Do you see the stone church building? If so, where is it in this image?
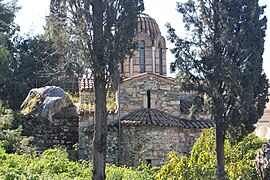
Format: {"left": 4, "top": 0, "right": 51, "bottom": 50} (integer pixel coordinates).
{"left": 78, "top": 13, "right": 214, "bottom": 166}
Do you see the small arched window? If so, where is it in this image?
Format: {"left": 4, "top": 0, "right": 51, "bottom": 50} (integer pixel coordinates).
{"left": 120, "top": 61, "right": 124, "bottom": 74}
{"left": 159, "top": 42, "right": 163, "bottom": 75}
{"left": 147, "top": 90, "right": 151, "bottom": 108}
{"left": 139, "top": 40, "right": 145, "bottom": 72}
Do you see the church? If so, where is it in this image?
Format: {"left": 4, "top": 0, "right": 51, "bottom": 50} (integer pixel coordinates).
{"left": 78, "top": 13, "right": 214, "bottom": 166}
{"left": 19, "top": 13, "right": 268, "bottom": 167}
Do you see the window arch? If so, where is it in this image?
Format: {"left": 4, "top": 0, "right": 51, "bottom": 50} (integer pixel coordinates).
{"left": 139, "top": 40, "right": 145, "bottom": 72}
{"left": 159, "top": 42, "right": 163, "bottom": 75}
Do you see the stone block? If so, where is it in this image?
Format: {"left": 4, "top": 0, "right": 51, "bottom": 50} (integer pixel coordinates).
{"left": 171, "top": 101, "right": 180, "bottom": 105}
{"left": 160, "top": 85, "right": 171, "bottom": 91}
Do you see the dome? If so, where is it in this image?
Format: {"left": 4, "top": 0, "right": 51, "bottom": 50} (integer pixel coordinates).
{"left": 136, "top": 13, "right": 161, "bottom": 38}
{"left": 120, "top": 13, "right": 167, "bottom": 78}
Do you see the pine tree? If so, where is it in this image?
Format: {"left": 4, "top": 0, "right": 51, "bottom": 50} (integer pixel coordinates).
{"left": 167, "top": 0, "right": 269, "bottom": 179}
{"left": 46, "top": 0, "right": 144, "bottom": 179}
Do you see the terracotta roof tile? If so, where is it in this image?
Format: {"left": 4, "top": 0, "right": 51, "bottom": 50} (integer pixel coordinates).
{"left": 120, "top": 108, "right": 214, "bottom": 129}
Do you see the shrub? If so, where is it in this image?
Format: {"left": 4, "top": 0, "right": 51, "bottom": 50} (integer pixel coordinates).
{"left": 0, "top": 100, "right": 32, "bottom": 154}
{"left": 0, "top": 145, "right": 155, "bottom": 179}
{"left": 156, "top": 128, "right": 264, "bottom": 180}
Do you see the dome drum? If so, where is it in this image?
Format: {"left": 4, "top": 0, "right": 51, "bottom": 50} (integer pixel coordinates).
{"left": 121, "top": 13, "right": 167, "bottom": 78}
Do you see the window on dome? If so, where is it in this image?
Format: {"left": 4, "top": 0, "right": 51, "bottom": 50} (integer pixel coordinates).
{"left": 139, "top": 40, "right": 145, "bottom": 72}
{"left": 159, "top": 42, "right": 163, "bottom": 75}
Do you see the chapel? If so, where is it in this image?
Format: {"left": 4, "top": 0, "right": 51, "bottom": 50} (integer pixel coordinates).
{"left": 78, "top": 13, "right": 213, "bottom": 166}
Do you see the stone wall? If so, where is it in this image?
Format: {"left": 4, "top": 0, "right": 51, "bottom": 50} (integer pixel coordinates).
{"left": 23, "top": 108, "right": 78, "bottom": 153}
{"left": 21, "top": 86, "right": 79, "bottom": 157}
{"left": 78, "top": 113, "right": 119, "bottom": 160}
{"left": 121, "top": 125, "right": 201, "bottom": 166}
{"left": 120, "top": 74, "right": 183, "bottom": 117}
{"left": 78, "top": 122, "right": 201, "bottom": 166}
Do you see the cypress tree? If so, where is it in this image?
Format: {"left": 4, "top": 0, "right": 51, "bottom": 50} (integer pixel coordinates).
{"left": 46, "top": 0, "right": 144, "bottom": 179}
{"left": 167, "top": 0, "right": 269, "bottom": 179}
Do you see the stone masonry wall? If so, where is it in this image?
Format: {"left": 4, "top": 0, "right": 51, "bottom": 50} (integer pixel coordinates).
{"left": 79, "top": 122, "right": 202, "bottom": 166}
{"left": 21, "top": 86, "right": 79, "bottom": 157}
{"left": 23, "top": 115, "right": 78, "bottom": 152}
{"left": 120, "top": 75, "right": 182, "bottom": 117}
{"left": 78, "top": 113, "right": 119, "bottom": 160}
{"left": 121, "top": 125, "right": 201, "bottom": 166}
{"left": 79, "top": 123, "right": 119, "bottom": 164}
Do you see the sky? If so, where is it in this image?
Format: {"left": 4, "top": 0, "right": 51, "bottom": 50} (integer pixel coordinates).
{"left": 14, "top": 0, "right": 270, "bottom": 78}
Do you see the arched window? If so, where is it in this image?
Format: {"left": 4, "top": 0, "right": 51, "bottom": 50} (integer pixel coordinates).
{"left": 120, "top": 61, "right": 124, "bottom": 74}
{"left": 139, "top": 40, "right": 145, "bottom": 72}
{"left": 159, "top": 43, "right": 163, "bottom": 75}
{"left": 147, "top": 90, "right": 151, "bottom": 108}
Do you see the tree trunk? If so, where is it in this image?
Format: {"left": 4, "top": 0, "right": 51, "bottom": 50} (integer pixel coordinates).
{"left": 92, "top": 0, "right": 106, "bottom": 178}
{"left": 92, "top": 74, "right": 107, "bottom": 180}
{"left": 216, "top": 120, "right": 225, "bottom": 180}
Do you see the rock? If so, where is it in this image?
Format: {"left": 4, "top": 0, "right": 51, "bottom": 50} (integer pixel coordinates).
{"left": 255, "top": 140, "right": 270, "bottom": 179}
{"left": 21, "top": 86, "right": 78, "bottom": 121}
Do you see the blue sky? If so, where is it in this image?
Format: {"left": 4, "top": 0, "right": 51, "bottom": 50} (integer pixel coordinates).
{"left": 14, "top": 0, "right": 270, "bottom": 78}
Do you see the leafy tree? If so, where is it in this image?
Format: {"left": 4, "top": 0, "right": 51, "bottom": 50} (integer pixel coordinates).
{"left": 167, "top": 0, "right": 269, "bottom": 178}
{"left": 0, "top": 0, "right": 19, "bottom": 104}
{"left": 1, "top": 31, "right": 84, "bottom": 109}
{"left": 10, "top": 35, "right": 82, "bottom": 108}
{"left": 46, "top": 0, "right": 144, "bottom": 179}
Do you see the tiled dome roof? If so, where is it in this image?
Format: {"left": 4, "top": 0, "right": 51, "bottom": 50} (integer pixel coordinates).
{"left": 136, "top": 13, "right": 161, "bottom": 37}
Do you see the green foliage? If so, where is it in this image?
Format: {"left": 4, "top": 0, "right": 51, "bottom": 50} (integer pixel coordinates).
{"left": 107, "top": 91, "right": 117, "bottom": 111}
{"left": 0, "top": 0, "right": 19, "bottom": 104}
{"left": 106, "top": 164, "right": 153, "bottom": 180}
{"left": 156, "top": 152, "right": 191, "bottom": 180}
{"left": 79, "top": 91, "right": 118, "bottom": 112}
{"left": 156, "top": 128, "right": 264, "bottom": 179}
{"left": 46, "top": 1, "right": 144, "bottom": 177}
{"left": 0, "top": 145, "right": 156, "bottom": 180}
{"left": 66, "top": 92, "right": 80, "bottom": 103}
{"left": 10, "top": 36, "right": 74, "bottom": 109}
{"left": 0, "top": 131, "right": 264, "bottom": 179}
{"left": 20, "top": 96, "right": 39, "bottom": 115}
{"left": 168, "top": 0, "right": 268, "bottom": 178}
{"left": 0, "top": 100, "right": 27, "bottom": 153}
{"left": 0, "top": 146, "right": 92, "bottom": 179}
{"left": 226, "top": 134, "right": 265, "bottom": 179}
{"left": 168, "top": 0, "right": 269, "bottom": 142}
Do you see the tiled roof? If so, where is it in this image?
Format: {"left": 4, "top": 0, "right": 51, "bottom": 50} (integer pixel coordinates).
{"left": 137, "top": 13, "right": 161, "bottom": 37}
{"left": 120, "top": 108, "right": 214, "bottom": 129}
{"left": 83, "top": 108, "right": 214, "bottom": 133}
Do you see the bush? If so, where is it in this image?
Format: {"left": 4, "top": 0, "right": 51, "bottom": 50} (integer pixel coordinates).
{"left": 0, "top": 100, "right": 32, "bottom": 154}
{"left": 0, "top": 145, "right": 155, "bottom": 179}
{"left": 106, "top": 164, "right": 154, "bottom": 180}
{"left": 0, "top": 146, "right": 92, "bottom": 179}
{"left": 156, "top": 128, "right": 264, "bottom": 180}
